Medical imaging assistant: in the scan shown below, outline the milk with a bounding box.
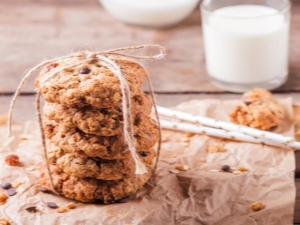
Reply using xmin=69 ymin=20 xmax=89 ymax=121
xmin=202 ymin=5 xmax=289 ymax=85
xmin=101 ymin=0 xmax=199 ymax=27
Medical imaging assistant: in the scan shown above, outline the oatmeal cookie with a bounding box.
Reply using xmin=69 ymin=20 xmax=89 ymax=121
xmin=47 ymin=142 xmax=155 ymax=180
xmin=230 ymin=88 xmax=285 ymax=130
xmin=242 ymin=88 xmax=273 ymax=105
xmin=40 ymin=164 xmax=151 ymax=204
xmin=35 ymin=58 xmax=147 ymax=108
xmin=43 ymin=118 xmax=159 ymax=159
xmin=43 ymin=93 xmax=152 ymax=136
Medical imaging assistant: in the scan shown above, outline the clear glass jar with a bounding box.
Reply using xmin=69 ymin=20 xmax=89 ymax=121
xmin=201 ymin=0 xmax=291 ymax=92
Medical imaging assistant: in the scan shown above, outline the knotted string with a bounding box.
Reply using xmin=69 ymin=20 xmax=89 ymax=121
xmin=8 ymin=44 xmax=165 ymax=194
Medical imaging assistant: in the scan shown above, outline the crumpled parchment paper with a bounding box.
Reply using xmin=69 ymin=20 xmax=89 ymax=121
xmin=0 ymin=98 xmax=295 ymax=225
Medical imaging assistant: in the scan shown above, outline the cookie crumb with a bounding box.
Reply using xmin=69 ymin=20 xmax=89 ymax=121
xmin=0 ymin=218 xmax=10 ymax=225
xmin=4 ymin=154 xmax=22 ymax=166
xmin=185 ymin=132 xmax=194 ymax=138
xmin=207 ymin=143 xmax=226 ymax=153
xmin=238 ymin=166 xmax=248 ymax=172
xmin=56 ymin=207 xmax=70 ymax=213
xmin=66 ymin=202 xmax=76 ymax=209
xmin=175 ymin=164 xmax=190 ymax=171
xmin=0 ymin=192 xmax=8 ymax=205
xmin=251 ymin=201 xmax=265 ymax=211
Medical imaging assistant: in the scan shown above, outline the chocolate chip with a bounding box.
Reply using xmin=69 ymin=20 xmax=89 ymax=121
xmin=39 ymin=187 xmax=49 ymax=193
xmin=139 ymin=152 xmax=148 ymax=157
xmin=117 ymin=198 xmax=129 ymax=203
xmin=47 ymin=202 xmax=58 ymax=209
xmin=6 ymin=188 xmax=16 ymax=196
xmin=25 ymin=206 xmax=37 ymax=213
xmin=221 ymin=165 xmax=231 ymax=172
xmin=79 ymin=68 xmax=91 ymax=74
xmin=1 ymin=182 xmax=12 ymax=190
xmin=107 ymin=195 xmax=115 ymax=204
xmin=244 ymin=101 xmax=252 ymax=105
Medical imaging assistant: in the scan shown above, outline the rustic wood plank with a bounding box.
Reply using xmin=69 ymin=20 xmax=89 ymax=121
xmin=1 ymin=0 xmax=300 ymax=93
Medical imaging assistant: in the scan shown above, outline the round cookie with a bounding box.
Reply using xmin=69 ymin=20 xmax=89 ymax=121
xmin=43 ymin=117 xmax=159 ymax=159
xmin=47 ymin=141 xmax=155 ymax=180
xmin=230 ymin=89 xmax=285 ymax=130
xmin=40 ymin=164 xmax=151 ymax=204
xmin=43 ymin=93 xmax=152 ymax=136
xmin=35 ymin=58 xmax=147 ymax=108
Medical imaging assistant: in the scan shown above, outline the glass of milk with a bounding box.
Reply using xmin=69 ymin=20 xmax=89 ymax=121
xmin=201 ymin=0 xmax=291 ymax=92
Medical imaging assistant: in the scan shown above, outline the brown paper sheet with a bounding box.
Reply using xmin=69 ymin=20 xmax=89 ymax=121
xmin=0 ymin=98 xmax=295 ymax=225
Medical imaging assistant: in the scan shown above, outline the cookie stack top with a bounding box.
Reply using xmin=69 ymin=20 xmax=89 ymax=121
xmin=35 ymin=56 xmax=159 ymax=204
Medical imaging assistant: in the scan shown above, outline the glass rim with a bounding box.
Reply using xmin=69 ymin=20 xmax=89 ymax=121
xmin=201 ymin=0 xmax=291 ymax=19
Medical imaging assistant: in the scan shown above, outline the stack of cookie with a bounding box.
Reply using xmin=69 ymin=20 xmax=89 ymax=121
xmin=36 ymin=57 xmax=159 ymax=203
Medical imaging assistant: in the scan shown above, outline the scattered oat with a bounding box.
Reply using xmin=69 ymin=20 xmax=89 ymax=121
xmin=175 ymin=164 xmax=190 ymax=171
xmin=56 ymin=207 xmax=70 ymax=213
xmin=238 ymin=166 xmax=248 ymax=172
xmin=12 ymin=181 xmax=24 ymax=189
xmin=20 ymin=134 xmax=32 ymax=141
xmin=185 ymin=132 xmax=194 ymax=138
xmin=251 ymin=201 xmax=265 ymax=211
xmin=0 ymin=218 xmax=10 ymax=225
xmin=4 ymin=154 xmax=22 ymax=166
xmin=209 ymin=169 xmax=220 ymax=173
xmin=207 ymin=143 xmax=226 ymax=153
xmin=26 ymin=206 xmax=38 ymax=213
xmin=26 ymin=166 xmax=36 ymax=172
xmin=200 ymin=158 xmax=206 ymax=163
xmin=170 ymin=169 xmax=180 ymax=174
xmin=233 ymin=171 xmax=242 ymax=175
xmin=66 ymin=202 xmax=76 ymax=209
xmin=161 ymin=137 xmax=169 ymax=142
xmin=171 ymin=154 xmax=177 ymax=158
xmin=180 ymin=142 xmax=189 ymax=147
xmin=180 ymin=137 xmax=190 ymax=143
xmin=0 ymin=192 xmax=8 ymax=205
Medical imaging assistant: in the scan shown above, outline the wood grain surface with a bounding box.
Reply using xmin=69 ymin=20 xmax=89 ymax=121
xmin=1 ymin=0 xmax=300 ymax=93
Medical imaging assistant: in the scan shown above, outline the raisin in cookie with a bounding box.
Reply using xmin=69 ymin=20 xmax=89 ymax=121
xmin=230 ymin=88 xmax=285 ymax=130
xmin=47 ymin=141 xmax=155 ymax=180
xmin=43 ymin=93 xmax=152 ymax=136
xmin=40 ymin=164 xmax=151 ymax=204
xmin=36 ymin=58 xmax=147 ymax=108
xmin=43 ymin=118 xmax=159 ymax=159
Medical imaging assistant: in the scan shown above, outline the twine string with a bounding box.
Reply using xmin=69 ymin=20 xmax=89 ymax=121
xmin=7 ymin=44 xmax=165 ymax=193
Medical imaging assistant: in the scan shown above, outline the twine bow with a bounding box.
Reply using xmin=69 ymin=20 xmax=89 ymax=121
xmin=8 ymin=44 xmax=165 ymax=194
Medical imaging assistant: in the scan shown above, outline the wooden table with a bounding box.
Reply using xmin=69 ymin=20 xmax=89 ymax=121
xmin=1 ymin=0 xmax=300 ymax=223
